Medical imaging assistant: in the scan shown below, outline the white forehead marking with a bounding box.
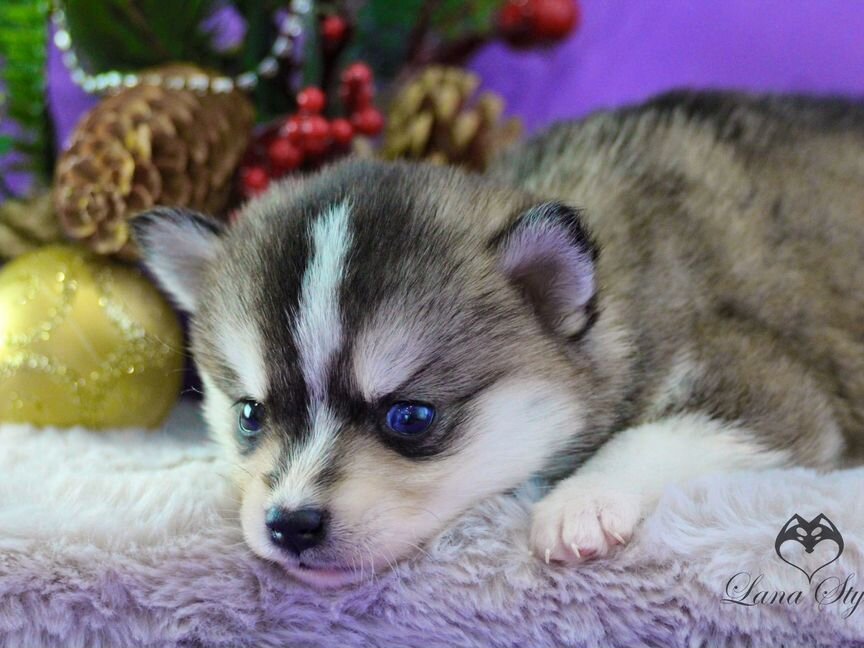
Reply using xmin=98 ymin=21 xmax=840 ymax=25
xmin=272 ymin=403 xmax=339 ymax=508
xmin=294 ymin=201 xmax=352 ymax=401
xmin=353 ymin=313 xmax=429 ymax=400
xmin=218 ymin=316 xmax=266 ymax=399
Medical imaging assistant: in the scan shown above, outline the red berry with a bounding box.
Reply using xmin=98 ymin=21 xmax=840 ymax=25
xmin=267 ymin=138 xmax=304 ymax=174
xmin=301 ymin=114 xmax=331 ymax=154
xmin=341 ymin=62 xmax=373 ymax=88
xmin=297 ymin=86 xmax=326 ymax=114
xmin=329 ymin=118 xmax=354 ymax=147
xmin=351 ymin=107 xmax=384 ymax=136
xmin=498 ymin=0 xmax=530 ymax=36
xmin=499 ymin=0 xmax=579 ymax=44
xmin=321 ymin=15 xmax=348 ymax=46
xmin=341 ymin=83 xmax=374 ymax=113
xmin=533 ymin=0 xmax=579 ymax=40
xmin=280 ymin=115 xmax=304 ymax=146
xmin=241 ymin=166 xmax=270 ymax=195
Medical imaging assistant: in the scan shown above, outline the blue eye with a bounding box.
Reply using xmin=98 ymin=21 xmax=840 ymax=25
xmin=385 ymin=402 xmax=436 ymax=436
xmin=238 ymin=400 xmax=264 ymax=437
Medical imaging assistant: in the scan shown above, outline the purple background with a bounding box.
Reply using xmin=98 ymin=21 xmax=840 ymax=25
xmin=471 ymin=0 xmax=864 ymax=134
xmin=24 ymin=1 xmax=864 ymax=168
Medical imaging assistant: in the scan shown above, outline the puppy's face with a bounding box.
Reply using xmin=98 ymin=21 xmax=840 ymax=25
xmin=135 ymin=161 xmax=600 ymax=587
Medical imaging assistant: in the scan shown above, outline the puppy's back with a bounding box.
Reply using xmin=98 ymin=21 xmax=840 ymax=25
xmin=491 ymin=91 xmax=864 ymax=455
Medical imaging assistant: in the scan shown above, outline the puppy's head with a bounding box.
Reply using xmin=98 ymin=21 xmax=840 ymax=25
xmin=134 ymin=160 xmax=602 ymax=587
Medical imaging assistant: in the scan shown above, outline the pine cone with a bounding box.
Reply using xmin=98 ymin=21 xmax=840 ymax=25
xmin=54 ymin=66 xmax=254 ymax=257
xmin=381 ymin=66 xmax=522 ymax=171
xmin=0 ymin=193 xmax=63 ymax=260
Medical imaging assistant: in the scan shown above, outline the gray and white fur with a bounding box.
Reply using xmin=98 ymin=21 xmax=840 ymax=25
xmin=134 ymin=91 xmax=864 ymax=587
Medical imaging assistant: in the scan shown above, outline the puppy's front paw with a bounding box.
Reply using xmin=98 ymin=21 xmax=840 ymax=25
xmin=530 ymin=474 xmax=647 ymax=564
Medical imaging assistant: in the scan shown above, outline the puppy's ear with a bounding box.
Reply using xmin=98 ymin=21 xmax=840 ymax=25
xmin=131 ymin=207 xmax=225 ymax=312
xmin=495 ymin=202 xmax=598 ymax=338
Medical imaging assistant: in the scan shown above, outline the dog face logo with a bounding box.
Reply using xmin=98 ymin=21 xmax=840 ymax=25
xmin=774 ymin=513 xmax=844 ymax=582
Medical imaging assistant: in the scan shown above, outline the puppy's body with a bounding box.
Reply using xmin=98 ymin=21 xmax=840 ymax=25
xmin=135 ymin=91 xmax=864 ymax=585
xmin=493 ymin=91 xmax=864 ymax=465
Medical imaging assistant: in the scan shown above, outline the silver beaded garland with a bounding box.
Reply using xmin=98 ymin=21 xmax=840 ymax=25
xmin=51 ymin=0 xmax=311 ymax=95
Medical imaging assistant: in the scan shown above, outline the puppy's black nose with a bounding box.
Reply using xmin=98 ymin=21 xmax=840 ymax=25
xmin=265 ymin=506 xmax=327 ymax=554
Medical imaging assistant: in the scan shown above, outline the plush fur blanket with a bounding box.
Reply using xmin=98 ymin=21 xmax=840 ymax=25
xmin=1 ymin=403 xmax=862 ymax=648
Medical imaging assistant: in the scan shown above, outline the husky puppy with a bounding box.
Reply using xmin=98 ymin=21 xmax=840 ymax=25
xmin=134 ymin=91 xmax=864 ymax=587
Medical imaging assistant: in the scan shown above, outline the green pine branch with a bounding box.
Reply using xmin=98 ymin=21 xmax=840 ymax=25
xmin=349 ymin=0 xmax=505 ymax=83
xmin=0 ymin=0 xmax=51 ymax=189
xmin=60 ymin=0 xmax=298 ymax=120
xmin=431 ymin=0 xmax=502 ymax=39
xmin=61 ymin=0 xmax=220 ymax=71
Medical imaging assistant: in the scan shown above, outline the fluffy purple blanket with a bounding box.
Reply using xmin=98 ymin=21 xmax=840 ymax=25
xmin=1 ymin=404 xmax=862 ymax=647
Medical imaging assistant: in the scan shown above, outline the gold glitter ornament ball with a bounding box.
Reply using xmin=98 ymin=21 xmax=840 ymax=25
xmin=0 ymin=245 xmax=184 ymax=429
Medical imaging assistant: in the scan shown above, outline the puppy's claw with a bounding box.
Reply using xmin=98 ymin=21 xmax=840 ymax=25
xmin=530 ymin=473 xmax=646 ymax=563
xmin=544 ymin=548 xmax=551 ymax=565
